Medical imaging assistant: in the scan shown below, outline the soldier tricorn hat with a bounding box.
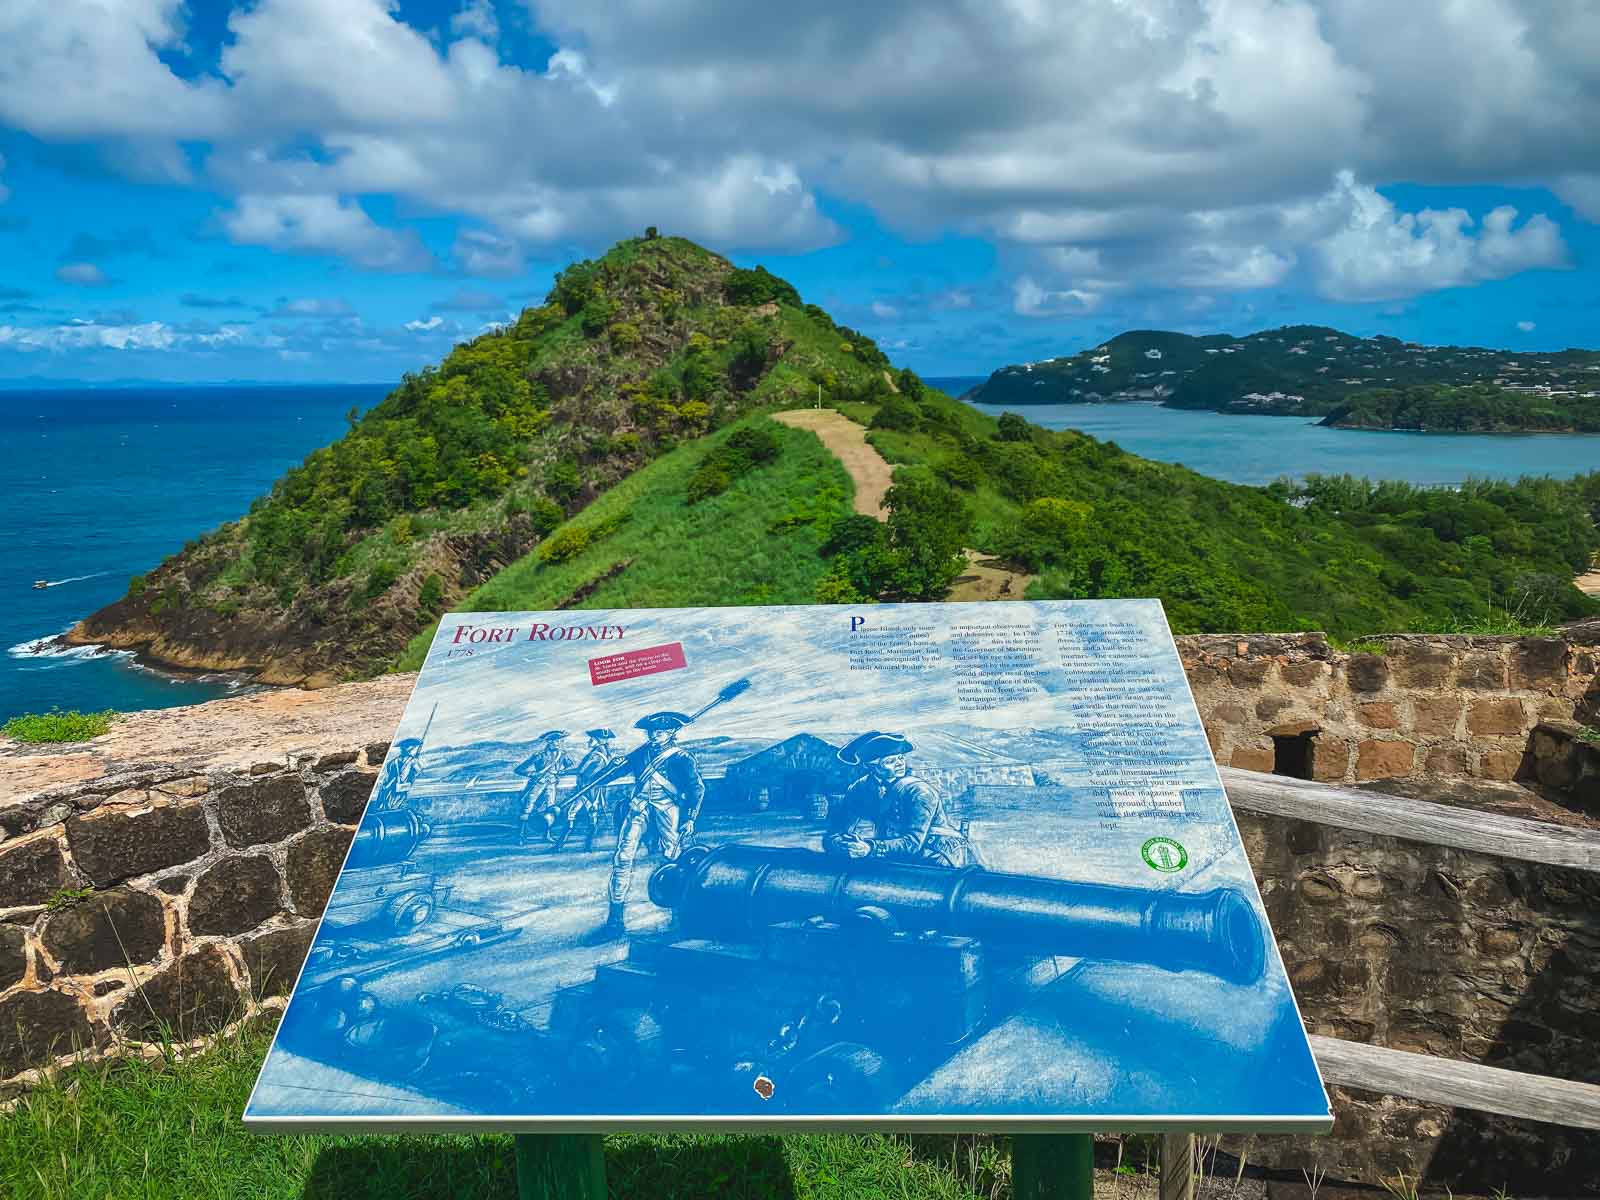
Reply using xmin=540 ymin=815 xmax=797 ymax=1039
xmin=394 ymin=737 xmax=423 ymax=752
xmin=536 ymin=729 xmax=567 ymax=743
xmin=635 ymin=711 xmax=693 ymax=732
xmin=837 ymin=731 xmax=914 ymax=766
xmin=585 ymin=727 xmax=616 ymax=740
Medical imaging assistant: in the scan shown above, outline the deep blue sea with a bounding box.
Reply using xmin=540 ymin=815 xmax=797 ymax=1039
xmin=2 ymin=377 xmax=1594 ymax=723
xmin=1 ymin=384 xmax=388 ymax=723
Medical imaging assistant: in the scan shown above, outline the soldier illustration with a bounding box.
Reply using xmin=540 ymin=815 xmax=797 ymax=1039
xmin=602 ymin=712 xmax=706 ymax=933
xmin=553 ymin=728 xmax=618 ymax=853
xmin=824 ymin=731 xmax=981 ymax=868
xmin=515 ymin=730 xmax=573 ymax=843
xmin=373 ymin=737 xmax=424 ymax=812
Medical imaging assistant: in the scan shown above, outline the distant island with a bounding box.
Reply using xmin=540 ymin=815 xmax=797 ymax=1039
xmin=967 ymin=327 xmax=1600 ymax=424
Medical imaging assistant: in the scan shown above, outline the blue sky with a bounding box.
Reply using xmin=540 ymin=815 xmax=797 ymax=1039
xmin=0 ymin=0 xmax=1596 ymax=384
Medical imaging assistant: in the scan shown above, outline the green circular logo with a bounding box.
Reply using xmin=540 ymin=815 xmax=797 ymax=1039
xmin=1141 ymin=836 xmax=1188 ymax=873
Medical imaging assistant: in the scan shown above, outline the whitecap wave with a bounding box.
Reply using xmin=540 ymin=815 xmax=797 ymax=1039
xmin=6 ymin=631 xmax=129 ymax=664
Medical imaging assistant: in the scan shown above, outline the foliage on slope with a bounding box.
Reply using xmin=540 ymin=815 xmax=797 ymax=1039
xmin=72 ymin=236 xmax=906 ymax=682
xmin=971 ymin=325 xmax=1600 ymax=417
xmin=1321 ymin=382 xmax=1600 ymax=433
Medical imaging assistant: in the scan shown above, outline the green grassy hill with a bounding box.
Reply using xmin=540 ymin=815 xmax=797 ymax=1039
xmin=69 ymin=235 xmax=1600 ymax=686
xmin=970 ymin=325 xmax=1600 ymax=417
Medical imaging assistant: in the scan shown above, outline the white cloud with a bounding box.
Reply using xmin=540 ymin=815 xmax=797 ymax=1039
xmin=404 ymin=315 xmax=446 ymax=332
xmin=219 ymin=195 xmax=436 ymax=272
xmin=870 ymin=301 xmax=900 ymax=320
xmin=453 ymin=229 xmax=524 ymax=278
xmin=0 ymin=318 xmax=245 ymax=352
xmin=55 ymin=263 xmax=111 ymax=286
xmin=0 ymin=0 xmax=1591 ymax=297
xmin=1295 ymin=171 xmax=1568 ymax=302
xmin=1517 ymin=319 xmax=1536 ymax=332
xmin=1012 ymin=277 xmax=1101 ymax=318
xmin=267 ymin=297 xmax=355 ymax=318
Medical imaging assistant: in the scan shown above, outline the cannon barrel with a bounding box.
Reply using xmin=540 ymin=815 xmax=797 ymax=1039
xmin=347 ymin=809 xmax=431 ymax=869
xmin=649 ymin=844 xmax=1265 ymax=985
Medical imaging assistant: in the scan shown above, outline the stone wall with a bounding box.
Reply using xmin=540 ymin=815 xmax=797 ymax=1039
xmin=1181 ymin=633 xmax=1596 ymax=788
xmin=4 ymin=640 xmax=1600 ymax=1193
xmin=0 ymin=746 xmax=384 ymax=1091
xmin=1234 ymin=809 xmax=1600 ymax=1196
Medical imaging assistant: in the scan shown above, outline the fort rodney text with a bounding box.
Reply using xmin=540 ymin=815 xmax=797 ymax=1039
xmin=449 ymin=622 xmax=628 ymax=646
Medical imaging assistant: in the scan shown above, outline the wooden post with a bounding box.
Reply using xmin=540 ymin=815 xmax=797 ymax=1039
xmin=1159 ymin=1132 xmax=1195 ymax=1200
xmin=514 ymin=1134 xmax=605 ymax=1200
xmin=1012 ymin=1132 xmax=1094 ymax=1200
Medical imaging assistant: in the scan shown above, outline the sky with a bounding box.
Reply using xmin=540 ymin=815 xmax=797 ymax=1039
xmin=0 ymin=0 xmax=1596 ymax=385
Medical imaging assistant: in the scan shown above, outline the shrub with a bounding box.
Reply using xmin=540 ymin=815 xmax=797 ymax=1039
xmin=1000 ymin=497 xmax=1094 ymax=570
xmin=538 ymin=526 xmax=591 ymax=563
xmin=528 ymin=496 xmax=565 ymax=535
xmin=686 ymin=423 xmax=783 ymax=503
xmin=547 ymin=459 xmax=583 ymax=503
xmin=4 ymin=709 xmax=116 ymax=743
xmin=418 ymin=573 xmax=445 ymax=613
xmin=128 ymin=574 xmax=146 ymax=596
xmin=870 ymin=394 xmax=922 ymax=432
xmin=724 ymin=265 xmax=802 ymax=308
xmin=363 ymin=560 xmax=401 ymax=601
xmin=997 ymin=411 xmax=1032 ymax=442
xmin=934 ymin=454 xmax=982 ymax=490
xmin=609 ymin=321 xmax=641 ymax=351
xmin=686 ymin=466 xmax=733 ymax=504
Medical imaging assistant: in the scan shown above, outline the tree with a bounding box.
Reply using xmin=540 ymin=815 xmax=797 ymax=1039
xmin=644 ymin=226 xmax=659 ymax=240
xmin=997 ymin=411 xmax=1031 ymax=442
xmin=882 ymin=470 xmax=972 ymax=600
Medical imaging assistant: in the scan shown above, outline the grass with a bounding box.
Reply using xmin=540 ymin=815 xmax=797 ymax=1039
xmin=0 ymin=1021 xmax=1008 ymax=1200
xmin=2 ymin=709 xmax=116 ymax=743
xmin=394 ymin=415 xmax=854 ymax=671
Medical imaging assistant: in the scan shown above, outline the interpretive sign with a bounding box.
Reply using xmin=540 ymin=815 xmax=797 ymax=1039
xmin=245 ymin=599 xmax=1331 ymax=1132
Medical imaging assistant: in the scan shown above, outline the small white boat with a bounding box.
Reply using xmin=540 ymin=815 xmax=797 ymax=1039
xmin=32 ymin=580 xmax=49 ymax=589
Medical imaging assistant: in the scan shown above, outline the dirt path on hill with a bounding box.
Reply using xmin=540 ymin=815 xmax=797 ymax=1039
xmin=773 ymin=408 xmax=1036 ymax=600
xmin=774 ymin=408 xmax=894 ymax=518
xmin=1577 ymin=567 xmax=1600 ymax=597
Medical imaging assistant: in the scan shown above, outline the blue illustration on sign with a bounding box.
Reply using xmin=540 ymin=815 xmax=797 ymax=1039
xmin=244 ymin=600 xmax=1331 ymax=1129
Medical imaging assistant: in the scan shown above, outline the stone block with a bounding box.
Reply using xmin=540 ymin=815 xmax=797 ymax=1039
xmin=189 ymin=856 xmax=285 ymax=937
xmin=1357 ymin=739 xmax=1415 ymax=780
xmin=1203 ymin=724 xmax=1224 ymax=753
xmin=65 ymin=803 xmax=210 ymax=888
xmin=286 ymin=826 xmax=354 ymax=916
xmin=1279 ymin=660 xmax=1326 ymax=688
xmin=1511 ymin=638 xmax=1569 ymax=691
xmin=365 ymin=741 xmax=391 ymax=765
xmin=1267 ymin=719 xmax=1320 ymax=737
xmin=154 ymin=776 xmax=209 ymax=798
xmin=1345 ymin=654 xmax=1389 ymax=694
xmin=1230 ymin=747 xmax=1274 ymax=773
xmin=1412 ymin=697 xmax=1462 ymax=736
xmin=0 ymin=926 xmax=26 ymax=990
xmin=1478 ymin=748 xmax=1526 ymax=782
xmin=1424 ymin=745 xmax=1471 ymax=776
xmin=1457 ymin=652 xmax=1507 ymax=690
xmin=317 ymin=770 xmax=377 ymax=825
xmin=1309 ymin=735 xmax=1349 ymax=781
xmin=241 ymin=923 xmax=317 ymax=999
xmin=249 ymin=762 xmax=283 ymax=776
xmin=40 ymin=888 xmax=166 ymax=975
xmin=1227 ymin=658 xmax=1272 ymax=688
xmin=1466 ymin=697 xmax=1527 ymax=737
xmin=0 ymin=988 xmax=103 ymax=1077
xmin=1391 ymin=642 xmax=1453 ymax=689
xmin=0 ymin=834 xmax=70 ymax=906
xmin=313 ymin=749 xmax=359 ymax=772
xmin=112 ymin=945 xmax=241 ymax=1043
xmin=1255 ymin=695 xmax=1293 ymax=720
xmin=1357 ymin=702 xmax=1400 ymax=729
xmin=217 ymin=774 xmax=312 ymax=849
xmin=1212 ymin=701 xmax=1249 ymax=726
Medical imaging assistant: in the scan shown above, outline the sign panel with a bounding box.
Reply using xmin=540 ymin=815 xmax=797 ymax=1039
xmin=245 ymin=600 xmax=1331 ymax=1132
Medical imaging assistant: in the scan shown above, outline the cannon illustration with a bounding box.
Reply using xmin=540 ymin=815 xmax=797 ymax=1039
xmin=544 ymin=843 xmax=1268 ymax=1114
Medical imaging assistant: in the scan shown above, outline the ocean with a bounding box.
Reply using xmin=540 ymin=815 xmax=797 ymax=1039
xmin=2 ymin=384 xmax=389 ymax=724
xmin=3 ymin=377 xmax=1594 ymax=723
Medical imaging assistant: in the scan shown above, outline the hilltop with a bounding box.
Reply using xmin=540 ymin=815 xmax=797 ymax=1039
xmin=63 ymin=237 xmax=1600 ymax=687
xmin=65 ymin=235 xmax=908 ymax=684
xmin=969 ymin=326 xmax=1600 ymax=418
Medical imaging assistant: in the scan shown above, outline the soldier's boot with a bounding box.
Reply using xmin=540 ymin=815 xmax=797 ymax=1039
xmin=605 ymin=901 xmax=626 ymax=935
xmin=516 ymin=817 xmax=532 ymax=845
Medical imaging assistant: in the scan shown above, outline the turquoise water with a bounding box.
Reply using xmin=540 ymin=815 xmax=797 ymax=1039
xmin=4 ymin=378 xmax=1593 ymax=723
xmin=965 ymin=398 xmax=1600 ymax=487
xmin=1 ymin=385 xmax=388 ymax=723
